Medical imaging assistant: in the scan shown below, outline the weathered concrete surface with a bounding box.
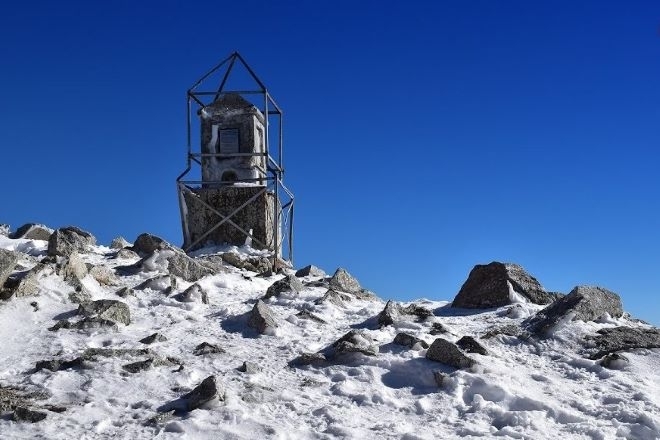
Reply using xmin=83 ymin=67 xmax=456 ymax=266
xmin=183 ymin=186 xmax=276 ymax=252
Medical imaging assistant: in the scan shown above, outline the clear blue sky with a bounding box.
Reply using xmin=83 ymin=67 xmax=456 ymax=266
xmin=1 ymin=1 xmax=659 ymax=325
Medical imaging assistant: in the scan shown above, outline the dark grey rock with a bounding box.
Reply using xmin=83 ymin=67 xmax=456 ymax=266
xmin=456 ymin=336 xmax=488 ymax=355
xmin=132 ymin=233 xmax=171 ymax=255
xmin=295 ymin=265 xmax=326 ymax=278
xmin=393 ymin=332 xmax=429 ymax=349
xmin=264 ymin=274 xmax=303 ymax=299
xmin=248 ymin=300 xmax=278 ymax=334
xmin=452 ymin=262 xmax=556 ymax=309
xmin=122 ymin=358 xmax=155 ymax=373
xmin=430 ymin=322 xmax=449 ymax=335
xmin=296 ymin=310 xmax=327 ymax=324
xmin=290 ymin=352 xmax=327 ymax=366
xmin=82 ymin=347 xmax=152 ymax=359
xmin=482 ymin=324 xmax=521 ymax=339
xmin=48 ymin=317 xmax=119 ymax=332
xmin=140 ymin=333 xmax=167 ymax=344
xmin=332 ymin=330 xmax=378 ymax=357
xmin=78 ymin=300 xmax=131 ymax=326
xmin=47 ymin=226 xmax=96 ymax=257
xmin=184 ymin=376 xmax=222 ymax=411
xmin=193 ymin=342 xmax=225 ymax=356
xmin=328 ymin=268 xmax=361 ymax=294
xmin=10 ymin=223 xmax=53 ymax=241
xmin=134 ymin=274 xmax=176 ymax=291
xmin=600 ymin=352 xmax=630 ymax=369
xmin=110 ymin=236 xmax=131 ymax=250
xmin=315 ymin=289 xmax=351 ymax=307
xmin=12 ymin=406 xmax=47 ymax=423
xmin=68 ymin=286 xmax=92 ymax=304
xmin=176 ymin=283 xmax=209 ymax=304
xmin=585 ymin=326 xmax=660 ymax=359
xmin=433 ymin=371 xmax=447 ymax=387
xmin=0 ymin=249 xmax=19 ymax=288
xmin=377 ymin=300 xmax=433 ymax=327
xmin=238 ymin=361 xmax=262 ymax=374
xmin=426 ymin=338 xmax=476 ymax=369
xmin=35 ymin=357 xmax=86 ymax=372
xmin=115 ymin=286 xmax=135 ymax=298
xmin=525 ymin=286 xmax=624 ymax=335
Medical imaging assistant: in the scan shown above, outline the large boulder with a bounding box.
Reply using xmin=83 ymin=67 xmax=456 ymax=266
xmin=248 ymin=300 xmax=278 ymax=334
xmin=0 ymin=249 xmax=19 ymax=288
xmin=525 ymin=286 xmax=623 ymax=335
xmin=2 ymin=263 xmax=55 ymax=299
xmin=452 ymin=262 xmax=557 ymax=309
xmin=263 ymin=274 xmax=303 ymax=299
xmin=78 ymin=300 xmax=131 ymax=326
xmin=110 ymin=236 xmax=131 ymax=250
xmin=10 ymin=223 xmax=53 ymax=241
xmin=585 ymin=326 xmax=660 ymax=359
xmin=47 ymin=226 xmax=96 ymax=257
xmin=426 ymin=338 xmax=476 ymax=369
xmin=328 ymin=268 xmax=362 ymax=294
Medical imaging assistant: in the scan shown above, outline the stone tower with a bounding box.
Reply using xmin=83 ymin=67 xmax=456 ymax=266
xmin=177 ymin=52 xmax=294 ymax=264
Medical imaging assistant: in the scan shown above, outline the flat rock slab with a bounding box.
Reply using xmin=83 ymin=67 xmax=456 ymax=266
xmin=426 ymin=338 xmax=476 ymax=369
xmin=585 ymin=326 xmax=660 ymax=359
xmin=295 ymin=265 xmax=326 ymax=278
xmin=525 ymin=285 xmax=623 ymax=335
xmin=452 ymin=261 xmax=556 ymax=309
xmin=10 ymin=223 xmax=53 ymax=241
xmin=456 ymin=336 xmax=488 ymax=355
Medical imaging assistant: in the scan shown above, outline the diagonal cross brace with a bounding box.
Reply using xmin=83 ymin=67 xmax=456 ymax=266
xmin=180 ymin=184 xmax=268 ymax=252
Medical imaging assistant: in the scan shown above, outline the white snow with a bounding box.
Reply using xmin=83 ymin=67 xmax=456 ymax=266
xmin=0 ymin=235 xmax=659 ymax=439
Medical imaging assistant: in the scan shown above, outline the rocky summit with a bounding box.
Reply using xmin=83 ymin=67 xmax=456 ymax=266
xmin=0 ymin=227 xmax=659 ymax=439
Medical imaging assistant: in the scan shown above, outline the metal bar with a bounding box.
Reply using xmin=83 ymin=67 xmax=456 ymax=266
xmin=189 ymin=52 xmax=235 ymax=92
xmin=289 ymin=203 xmax=294 ymax=262
xmin=191 ymin=152 xmax=267 ymax=158
xmin=279 ymin=108 xmax=283 ymax=172
xmin=234 ymin=52 xmax=268 ymax=91
xmin=191 ymin=90 xmax=268 ymax=96
xmin=188 ymin=93 xmax=206 ymax=108
xmin=215 ymin=55 xmax=237 ymax=100
xmin=186 ymin=95 xmax=192 ymax=158
xmin=177 ymin=183 xmax=191 ymax=246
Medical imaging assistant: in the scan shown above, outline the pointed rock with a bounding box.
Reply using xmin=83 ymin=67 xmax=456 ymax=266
xmin=525 ymin=286 xmax=623 ymax=335
xmin=328 ymin=268 xmax=361 ymax=294
xmin=184 ymin=376 xmax=222 ymax=411
xmin=176 ymin=283 xmax=209 ymax=303
xmin=315 ymin=289 xmax=351 ymax=307
xmin=110 ymin=236 xmax=131 ymax=250
xmin=193 ymin=342 xmax=225 ymax=356
xmin=140 ymin=333 xmax=167 ymax=344
xmin=248 ymin=300 xmax=278 ymax=334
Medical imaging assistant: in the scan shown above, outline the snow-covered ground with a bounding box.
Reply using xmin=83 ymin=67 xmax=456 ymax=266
xmin=0 ymin=234 xmax=659 ymax=439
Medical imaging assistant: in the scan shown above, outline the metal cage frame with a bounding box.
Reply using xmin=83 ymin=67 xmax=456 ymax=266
xmin=176 ymin=52 xmax=294 ymax=267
